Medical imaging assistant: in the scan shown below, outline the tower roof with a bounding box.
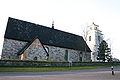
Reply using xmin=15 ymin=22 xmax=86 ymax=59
xmin=92 ymin=22 xmax=99 ymax=27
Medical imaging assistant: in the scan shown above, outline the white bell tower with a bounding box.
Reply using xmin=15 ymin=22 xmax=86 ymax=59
xmin=86 ymin=22 xmax=103 ymax=61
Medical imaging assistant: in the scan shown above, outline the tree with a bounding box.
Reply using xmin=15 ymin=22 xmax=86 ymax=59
xmin=105 ymin=48 xmax=112 ymax=62
xmin=98 ymin=40 xmax=112 ymax=62
xmin=81 ymin=24 xmax=89 ymax=56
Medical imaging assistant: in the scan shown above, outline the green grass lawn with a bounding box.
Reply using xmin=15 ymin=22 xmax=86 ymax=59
xmin=0 ymin=65 xmax=112 ymax=72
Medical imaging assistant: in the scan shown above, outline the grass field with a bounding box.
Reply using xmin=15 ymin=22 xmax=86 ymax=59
xmin=0 ymin=65 xmax=112 ymax=72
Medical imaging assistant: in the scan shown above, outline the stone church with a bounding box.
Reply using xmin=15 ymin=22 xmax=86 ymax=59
xmin=1 ymin=17 xmax=91 ymax=62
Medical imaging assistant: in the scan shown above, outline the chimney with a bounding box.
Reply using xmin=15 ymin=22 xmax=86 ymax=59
xmin=52 ymin=20 xmax=54 ymax=29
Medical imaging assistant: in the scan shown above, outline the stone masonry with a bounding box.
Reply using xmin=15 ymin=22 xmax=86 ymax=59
xmin=1 ymin=38 xmax=91 ymax=62
xmin=44 ymin=45 xmax=91 ymax=62
xmin=1 ymin=39 xmax=28 ymax=59
xmin=20 ymin=38 xmax=48 ymax=60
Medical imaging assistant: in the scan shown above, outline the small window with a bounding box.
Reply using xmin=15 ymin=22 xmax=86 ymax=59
xmin=79 ymin=52 xmax=82 ymax=61
xmin=79 ymin=57 xmax=82 ymax=61
xmin=89 ymin=36 xmax=91 ymax=41
xmin=64 ymin=50 xmax=68 ymax=61
xmin=33 ymin=57 xmax=37 ymax=60
xmin=80 ymin=52 xmax=82 ymax=54
xmin=8 ymin=56 xmax=11 ymax=59
xmin=45 ymin=47 xmax=49 ymax=53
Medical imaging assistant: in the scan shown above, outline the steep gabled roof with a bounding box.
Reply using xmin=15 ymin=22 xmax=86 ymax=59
xmin=5 ymin=17 xmax=91 ymax=52
xmin=18 ymin=37 xmax=49 ymax=57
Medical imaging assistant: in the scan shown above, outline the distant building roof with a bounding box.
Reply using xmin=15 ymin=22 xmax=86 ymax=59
xmin=5 ymin=17 xmax=91 ymax=52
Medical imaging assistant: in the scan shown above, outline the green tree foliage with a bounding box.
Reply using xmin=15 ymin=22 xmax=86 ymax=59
xmin=98 ymin=40 xmax=112 ymax=62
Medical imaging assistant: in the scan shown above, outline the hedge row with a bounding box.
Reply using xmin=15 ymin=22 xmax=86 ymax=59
xmin=0 ymin=59 xmax=120 ymax=67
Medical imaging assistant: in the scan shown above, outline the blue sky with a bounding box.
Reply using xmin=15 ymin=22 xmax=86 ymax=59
xmin=0 ymin=0 xmax=120 ymax=59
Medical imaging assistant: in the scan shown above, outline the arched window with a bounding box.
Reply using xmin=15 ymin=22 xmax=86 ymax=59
xmin=45 ymin=47 xmax=49 ymax=53
xmin=79 ymin=57 xmax=82 ymax=61
xmin=64 ymin=50 xmax=68 ymax=61
xmin=79 ymin=52 xmax=82 ymax=61
xmin=44 ymin=47 xmax=49 ymax=60
xmin=89 ymin=36 xmax=91 ymax=41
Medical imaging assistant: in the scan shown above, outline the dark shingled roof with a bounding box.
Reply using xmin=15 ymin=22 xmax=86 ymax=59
xmin=4 ymin=17 xmax=91 ymax=52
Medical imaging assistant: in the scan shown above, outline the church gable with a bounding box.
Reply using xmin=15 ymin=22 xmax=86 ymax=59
xmin=20 ymin=38 xmax=48 ymax=60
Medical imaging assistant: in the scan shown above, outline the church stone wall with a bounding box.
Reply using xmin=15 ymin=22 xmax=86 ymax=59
xmin=44 ymin=45 xmax=91 ymax=62
xmin=44 ymin=45 xmax=66 ymax=61
xmin=1 ymin=39 xmax=91 ymax=62
xmin=1 ymin=38 xmax=28 ymax=59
